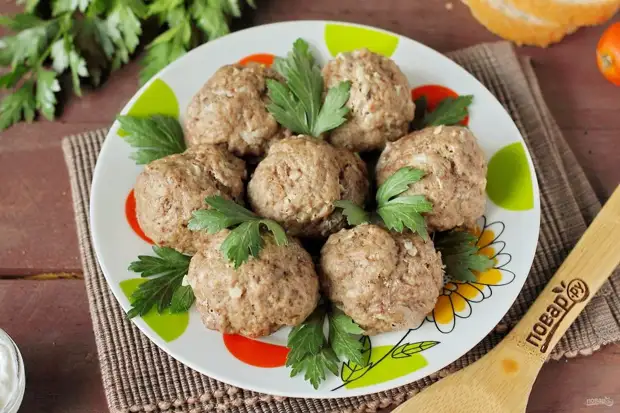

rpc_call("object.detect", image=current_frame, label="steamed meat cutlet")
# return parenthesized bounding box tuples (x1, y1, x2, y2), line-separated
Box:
(134, 145, 246, 254)
(323, 48, 414, 152)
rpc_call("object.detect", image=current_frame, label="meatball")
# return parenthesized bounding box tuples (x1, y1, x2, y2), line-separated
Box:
(187, 231, 320, 337)
(134, 145, 246, 254)
(320, 224, 443, 335)
(247, 136, 368, 237)
(184, 63, 288, 157)
(322, 48, 414, 152)
(376, 125, 487, 231)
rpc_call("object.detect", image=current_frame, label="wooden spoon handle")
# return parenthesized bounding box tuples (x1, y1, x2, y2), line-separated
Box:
(505, 185, 620, 362)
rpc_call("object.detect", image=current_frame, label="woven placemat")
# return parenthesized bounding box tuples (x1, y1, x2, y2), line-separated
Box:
(62, 41, 620, 413)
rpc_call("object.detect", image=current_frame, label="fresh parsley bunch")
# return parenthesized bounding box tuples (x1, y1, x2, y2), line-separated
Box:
(0, 0, 255, 130)
(127, 245, 194, 318)
(188, 196, 288, 268)
(266, 38, 351, 138)
(287, 302, 366, 389)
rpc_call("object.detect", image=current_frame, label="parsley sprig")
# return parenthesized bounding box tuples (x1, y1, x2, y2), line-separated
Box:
(267, 38, 351, 138)
(126, 246, 194, 319)
(412, 95, 474, 130)
(0, 0, 255, 130)
(333, 200, 370, 226)
(287, 302, 366, 389)
(376, 167, 432, 238)
(188, 196, 288, 268)
(434, 230, 494, 282)
(117, 114, 186, 164)
(334, 167, 432, 237)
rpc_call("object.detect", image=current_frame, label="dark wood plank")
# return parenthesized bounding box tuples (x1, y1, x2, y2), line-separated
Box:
(529, 345, 620, 412)
(0, 280, 107, 413)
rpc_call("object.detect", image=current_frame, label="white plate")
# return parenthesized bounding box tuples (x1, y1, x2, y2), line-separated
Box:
(90, 20, 540, 398)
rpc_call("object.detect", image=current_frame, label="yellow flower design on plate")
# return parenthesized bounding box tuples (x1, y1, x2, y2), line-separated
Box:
(428, 217, 515, 334)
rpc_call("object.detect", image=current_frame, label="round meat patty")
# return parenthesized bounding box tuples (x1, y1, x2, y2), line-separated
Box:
(376, 125, 487, 231)
(184, 63, 288, 157)
(247, 136, 369, 237)
(320, 224, 443, 335)
(134, 145, 246, 254)
(322, 48, 414, 152)
(187, 231, 320, 338)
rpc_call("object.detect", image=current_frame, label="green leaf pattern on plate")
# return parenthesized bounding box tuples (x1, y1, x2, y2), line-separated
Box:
(324, 24, 399, 57)
(486, 142, 534, 211)
(339, 334, 439, 389)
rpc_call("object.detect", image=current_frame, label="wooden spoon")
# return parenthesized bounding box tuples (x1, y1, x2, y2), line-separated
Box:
(394, 185, 620, 413)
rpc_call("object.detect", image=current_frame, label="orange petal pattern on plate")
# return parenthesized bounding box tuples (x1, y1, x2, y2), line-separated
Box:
(411, 84, 469, 126)
(238, 53, 275, 67)
(223, 334, 289, 368)
(125, 189, 154, 244)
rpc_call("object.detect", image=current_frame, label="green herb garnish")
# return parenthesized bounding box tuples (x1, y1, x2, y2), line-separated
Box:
(287, 303, 365, 389)
(434, 230, 494, 282)
(188, 196, 288, 268)
(376, 167, 432, 239)
(333, 200, 370, 226)
(0, 0, 254, 130)
(126, 246, 194, 319)
(412, 95, 473, 129)
(117, 114, 186, 164)
(267, 38, 351, 138)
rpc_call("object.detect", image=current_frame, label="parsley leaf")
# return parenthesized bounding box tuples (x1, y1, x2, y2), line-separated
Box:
(117, 114, 186, 164)
(267, 38, 351, 138)
(299, 348, 340, 389)
(313, 80, 351, 136)
(126, 246, 192, 318)
(170, 285, 196, 313)
(50, 38, 70, 72)
(376, 167, 425, 206)
(140, 40, 186, 85)
(287, 303, 365, 389)
(0, 81, 36, 130)
(376, 167, 432, 239)
(0, 65, 28, 88)
(423, 95, 473, 127)
(333, 200, 369, 226)
(434, 230, 494, 282)
(35, 69, 60, 120)
(286, 305, 326, 367)
(0, 13, 44, 31)
(328, 308, 365, 366)
(139, 5, 191, 84)
(52, 0, 91, 16)
(192, 0, 229, 39)
(189, 196, 289, 268)
(68, 47, 89, 96)
(273, 38, 323, 129)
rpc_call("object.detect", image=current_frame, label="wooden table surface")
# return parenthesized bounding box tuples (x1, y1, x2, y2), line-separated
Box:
(1, 1, 619, 412)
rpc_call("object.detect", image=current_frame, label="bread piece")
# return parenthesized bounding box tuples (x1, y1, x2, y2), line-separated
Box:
(464, 0, 578, 47)
(504, 0, 620, 27)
